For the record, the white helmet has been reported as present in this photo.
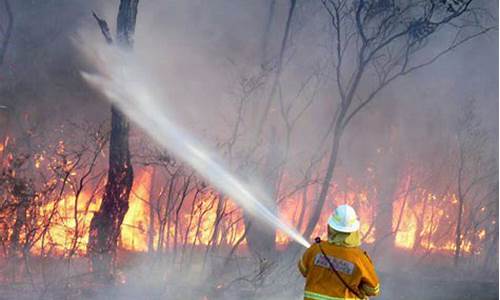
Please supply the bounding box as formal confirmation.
[328,204,360,233]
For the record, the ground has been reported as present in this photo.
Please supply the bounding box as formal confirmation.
[0,251,497,300]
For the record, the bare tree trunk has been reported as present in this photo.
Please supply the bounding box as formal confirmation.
[260,0,276,65]
[147,167,156,253]
[374,193,395,242]
[245,129,280,259]
[255,0,296,136]
[302,52,369,239]
[373,139,400,256]
[88,108,134,280]
[454,198,465,266]
[88,0,139,281]
[454,146,465,267]
[302,116,345,239]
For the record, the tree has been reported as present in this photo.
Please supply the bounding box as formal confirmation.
[244,128,281,258]
[0,0,13,139]
[241,0,297,258]
[372,122,402,253]
[302,0,493,240]
[453,98,496,266]
[256,0,297,135]
[87,0,139,281]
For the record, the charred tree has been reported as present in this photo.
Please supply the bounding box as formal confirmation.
[88,0,139,281]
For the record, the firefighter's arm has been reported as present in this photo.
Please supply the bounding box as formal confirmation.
[359,251,380,297]
[298,245,313,277]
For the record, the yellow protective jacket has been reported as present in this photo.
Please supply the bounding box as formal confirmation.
[298,240,380,300]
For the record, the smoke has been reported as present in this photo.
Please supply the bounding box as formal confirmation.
[3,0,497,167]
[79,41,310,249]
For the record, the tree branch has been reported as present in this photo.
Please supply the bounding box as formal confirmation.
[92,11,113,44]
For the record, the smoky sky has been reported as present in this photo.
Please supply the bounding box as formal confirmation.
[0,0,498,172]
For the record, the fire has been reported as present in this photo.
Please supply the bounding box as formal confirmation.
[394,209,417,249]
[7,168,480,256]
[0,133,490,260]
[31,168,161,254]
[120,168,153,252]
[182,195,246,247]
[32,193,100,255]
[478,229,486,240]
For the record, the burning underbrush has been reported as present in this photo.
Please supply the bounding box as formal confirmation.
[0,122,497,299]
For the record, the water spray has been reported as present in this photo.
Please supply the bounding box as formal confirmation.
[81,46,311,249]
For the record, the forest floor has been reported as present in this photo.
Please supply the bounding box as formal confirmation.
[0,276,496,300]
[0,251,497,300]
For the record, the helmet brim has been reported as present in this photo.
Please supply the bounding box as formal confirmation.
[328,217,360,233]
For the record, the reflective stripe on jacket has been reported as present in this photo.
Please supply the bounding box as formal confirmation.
[304,291,359,300]
[298,240,380,300]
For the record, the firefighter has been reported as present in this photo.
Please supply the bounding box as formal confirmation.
[298,204,380,300]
